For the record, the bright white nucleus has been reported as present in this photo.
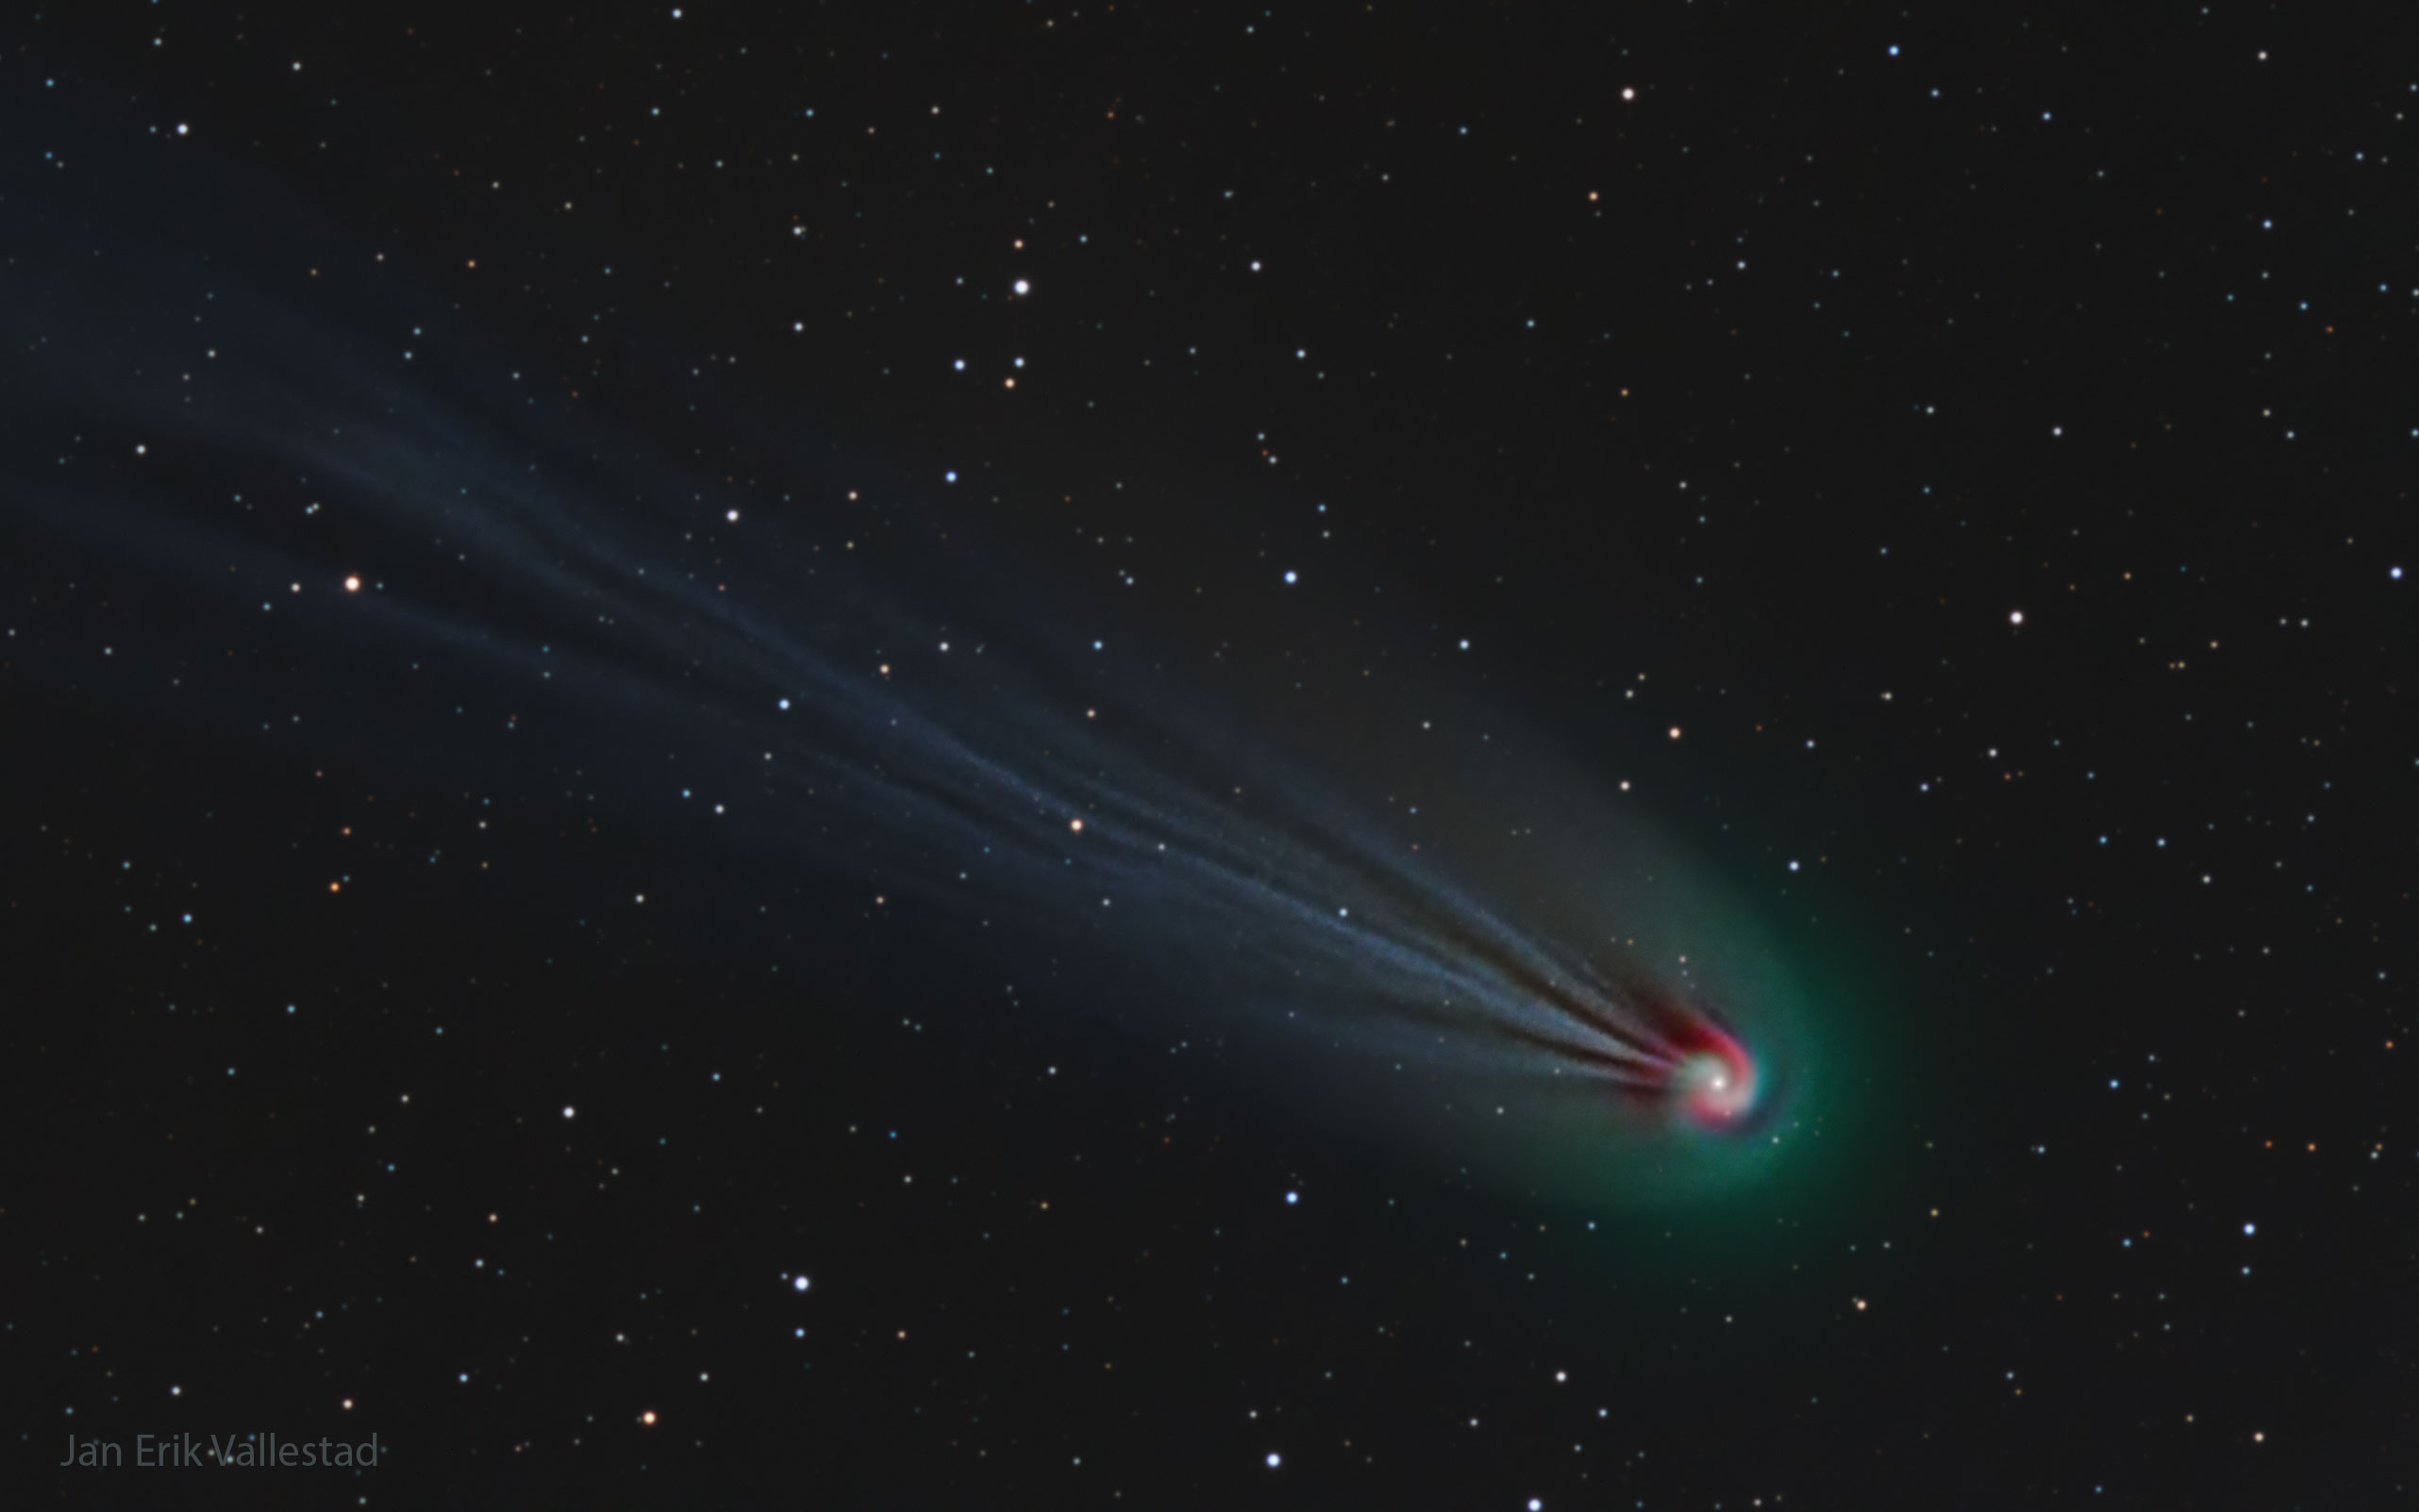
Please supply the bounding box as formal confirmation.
[1677,1052,1754,1119]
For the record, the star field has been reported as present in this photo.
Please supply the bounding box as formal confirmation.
[7,2,2416,1507]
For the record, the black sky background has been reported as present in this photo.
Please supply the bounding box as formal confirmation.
[7,1,2415,1506]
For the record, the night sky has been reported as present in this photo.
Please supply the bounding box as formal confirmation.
[8,2,2416,1507]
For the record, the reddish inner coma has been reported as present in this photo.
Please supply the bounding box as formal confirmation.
[1677,1051,1754,1121]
